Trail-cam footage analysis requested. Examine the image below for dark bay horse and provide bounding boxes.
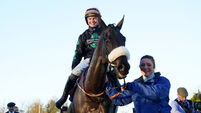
[71,17,130,113]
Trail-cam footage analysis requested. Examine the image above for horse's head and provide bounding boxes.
[99,16,130,79]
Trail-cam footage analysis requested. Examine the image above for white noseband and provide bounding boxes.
[108,46,130,62]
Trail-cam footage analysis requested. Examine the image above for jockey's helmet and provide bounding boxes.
[85,8,101,25]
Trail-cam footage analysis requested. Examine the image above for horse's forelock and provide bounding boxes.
[108,24,115,28]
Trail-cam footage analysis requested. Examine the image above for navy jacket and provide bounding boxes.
[6,111,19,113]
[107,72,171,113]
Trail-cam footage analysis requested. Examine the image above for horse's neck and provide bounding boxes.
[84,38,108,93]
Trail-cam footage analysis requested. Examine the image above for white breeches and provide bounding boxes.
[71,58,90,76]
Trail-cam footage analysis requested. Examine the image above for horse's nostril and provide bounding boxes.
[117,64,125,72]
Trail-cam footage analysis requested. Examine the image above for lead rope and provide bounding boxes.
[109,77,126,100]
[123,79,126,89]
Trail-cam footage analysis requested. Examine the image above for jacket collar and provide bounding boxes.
[89,25,101,33]
[143,72,155,82]
[136,72,161,83]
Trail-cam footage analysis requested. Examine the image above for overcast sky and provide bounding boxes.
[0,0,201,112]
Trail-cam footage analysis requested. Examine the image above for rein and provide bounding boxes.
[76,35,128,99]
[76,36,109,97]
[76,36,116,98]
[77,67,105,97]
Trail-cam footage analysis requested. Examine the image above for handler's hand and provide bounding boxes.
[121,87,125,92]
[121,84,127,92]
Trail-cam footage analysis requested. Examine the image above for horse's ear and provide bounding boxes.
[116,15,124,30]
[98,17,107,30]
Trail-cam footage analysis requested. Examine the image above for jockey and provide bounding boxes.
[56,7,102,109]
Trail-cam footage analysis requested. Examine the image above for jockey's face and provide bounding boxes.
[140,58,154,77]
[87,16,99,28]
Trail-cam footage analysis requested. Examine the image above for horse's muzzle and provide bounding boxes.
[117,63,130,79]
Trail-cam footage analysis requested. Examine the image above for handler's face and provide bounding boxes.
[140,58,154,77]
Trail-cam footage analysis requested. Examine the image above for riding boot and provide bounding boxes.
[56,74,78,109]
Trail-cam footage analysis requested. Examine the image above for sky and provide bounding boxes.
[0,0,201,112]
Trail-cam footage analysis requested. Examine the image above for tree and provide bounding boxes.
[191,90,201,112]
[27,101,45,113]
[44,99,59,113]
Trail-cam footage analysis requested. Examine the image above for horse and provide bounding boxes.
[70,17,130,113]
